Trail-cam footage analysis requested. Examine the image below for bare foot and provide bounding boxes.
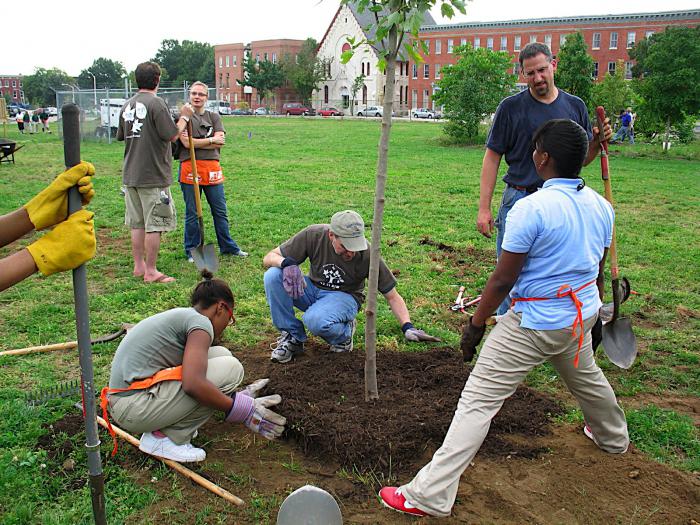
[144,273,176,284]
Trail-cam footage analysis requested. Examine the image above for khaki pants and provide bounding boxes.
[402,310,629,517]
[108,346,244,445]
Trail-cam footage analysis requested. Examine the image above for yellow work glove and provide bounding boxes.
[26,210,96,276]
[23,161,95,230]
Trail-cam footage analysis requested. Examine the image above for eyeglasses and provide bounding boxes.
[221,302,235,326]
[190,92,208,97]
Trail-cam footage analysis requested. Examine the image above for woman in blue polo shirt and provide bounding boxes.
[379,119,630,518]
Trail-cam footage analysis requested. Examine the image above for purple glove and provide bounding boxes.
[282,264,306,299]
[226,392,286,440]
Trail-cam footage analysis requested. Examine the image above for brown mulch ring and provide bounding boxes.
[258,346,562,476]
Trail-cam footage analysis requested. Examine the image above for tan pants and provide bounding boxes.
[402,310,629,517]
[108,346,244,445]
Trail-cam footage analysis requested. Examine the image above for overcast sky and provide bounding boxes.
[4,0,698,76]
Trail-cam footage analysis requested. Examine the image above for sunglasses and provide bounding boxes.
[221,302,235,326]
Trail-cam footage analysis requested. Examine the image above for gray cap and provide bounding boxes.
[329,210,368,252]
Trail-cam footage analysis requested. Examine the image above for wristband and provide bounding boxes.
[209,137,213,145]
[280,257,298,269]
[401,322,414,333]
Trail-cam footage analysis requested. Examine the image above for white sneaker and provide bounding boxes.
[330,318,356,353]
[139,432,206,462]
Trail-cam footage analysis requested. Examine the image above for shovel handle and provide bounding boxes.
[187,120,204,220]
[596,106,619,280]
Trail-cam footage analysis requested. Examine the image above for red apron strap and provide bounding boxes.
[511,280,596,368]
[100,366,184,456]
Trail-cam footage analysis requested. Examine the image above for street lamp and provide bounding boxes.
[86,70,97,107]
[62,83,76,103]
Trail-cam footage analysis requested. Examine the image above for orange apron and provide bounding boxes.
[510,279,596,368]
[100,366,183,456]
[179,159,224,185]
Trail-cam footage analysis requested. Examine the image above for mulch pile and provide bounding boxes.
[264,347,564,476]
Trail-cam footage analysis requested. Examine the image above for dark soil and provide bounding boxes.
[258,346,562,476]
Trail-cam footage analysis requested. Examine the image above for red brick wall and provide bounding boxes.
[409,11,700,108]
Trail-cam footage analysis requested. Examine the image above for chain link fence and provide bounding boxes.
[55,87,216,144]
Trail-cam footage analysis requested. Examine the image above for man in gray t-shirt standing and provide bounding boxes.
[263,210,440,364]
[117,61,193,283]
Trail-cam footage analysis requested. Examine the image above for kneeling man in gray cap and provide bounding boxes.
[263,210,439,363]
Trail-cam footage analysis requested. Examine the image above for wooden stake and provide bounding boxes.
[94,414,245,506]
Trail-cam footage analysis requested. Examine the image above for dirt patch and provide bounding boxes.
[419,236,495,282]
[247,345,562,476]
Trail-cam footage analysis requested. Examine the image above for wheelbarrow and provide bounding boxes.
[0,138,23,164]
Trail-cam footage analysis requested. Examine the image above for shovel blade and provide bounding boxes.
[191,244,219,273]
[277,485,342,525]
[602,317,637,369]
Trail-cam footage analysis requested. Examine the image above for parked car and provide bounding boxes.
[45,106,58,117]
[206,100,233,115]
[318,107,344,117]
[356,106,395,117]
[231,108,253,115]
[412,107,440,119]
[254,107,274,115]
[282,103,312,116]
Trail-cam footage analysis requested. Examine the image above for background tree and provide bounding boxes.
[350,74,366,115]
[239,56,285,107]
[282,38,330,106]
[23,68,74,106]
[433,44,515,142]
[77,58,126,89]
[630,26,700,146]
[555,31,594,107]
[152,39,215,86]
[341,0,465,401]
[590,59,635,125]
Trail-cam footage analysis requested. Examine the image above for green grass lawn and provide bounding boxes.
[0,117,698,523]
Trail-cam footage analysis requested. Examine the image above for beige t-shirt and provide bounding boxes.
[117,92,178,187]
[280,224,397,306]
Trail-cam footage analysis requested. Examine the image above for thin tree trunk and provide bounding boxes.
[364,27,398,401]
[664,115,671,151]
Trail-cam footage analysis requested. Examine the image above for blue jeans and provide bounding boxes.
[263,267,358,345]
[179,181,241,257]
[494,185,530,315]
[613,125,634,144]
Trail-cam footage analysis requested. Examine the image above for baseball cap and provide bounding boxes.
[330,210,368,252]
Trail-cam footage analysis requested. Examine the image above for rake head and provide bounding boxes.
[26,379,81,407]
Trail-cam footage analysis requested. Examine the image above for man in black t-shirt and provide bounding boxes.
[263,210,439,363]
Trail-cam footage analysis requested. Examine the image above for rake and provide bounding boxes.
[26,379,83,407]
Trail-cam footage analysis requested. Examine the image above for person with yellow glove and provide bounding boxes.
[0,162,96,291]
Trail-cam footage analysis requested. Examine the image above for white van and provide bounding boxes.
[206,100,232,115]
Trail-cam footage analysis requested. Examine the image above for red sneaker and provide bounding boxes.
[379,486,428,517]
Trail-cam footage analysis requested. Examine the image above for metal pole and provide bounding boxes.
[106,87,111,145]
[61,103,107,525]
[87,71,97,107]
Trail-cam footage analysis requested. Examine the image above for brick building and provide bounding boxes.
[0,75,24,103]
[214,39,305,112]
[410,9,700,110]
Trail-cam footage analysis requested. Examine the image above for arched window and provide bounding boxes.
[341,43,351,54]
[324,85,329,104]
[362,85,367,104]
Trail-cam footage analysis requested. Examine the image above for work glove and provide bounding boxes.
[460,317,486,363]
[26,210,96,276]
[403,323,441,342]
[226,392,286,440]
[591,317,603,353]
[24,162,95,230]
[239,378,269,398]
[282,265,306,299]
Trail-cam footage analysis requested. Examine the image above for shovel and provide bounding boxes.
[596,106,637,369]
[187,120,218,273]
